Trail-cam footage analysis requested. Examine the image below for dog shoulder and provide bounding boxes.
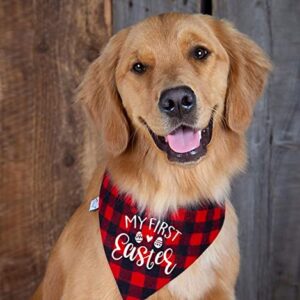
[40,165,108,299]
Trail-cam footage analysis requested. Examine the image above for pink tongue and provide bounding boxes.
[166,127,200,153]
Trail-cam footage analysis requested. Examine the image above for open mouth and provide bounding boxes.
[140,114,214,163]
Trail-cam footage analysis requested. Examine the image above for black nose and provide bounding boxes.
[159,86,196,117]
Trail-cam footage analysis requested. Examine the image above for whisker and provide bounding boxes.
[206,105,227,127]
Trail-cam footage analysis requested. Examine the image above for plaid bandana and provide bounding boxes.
[97,171,225,300]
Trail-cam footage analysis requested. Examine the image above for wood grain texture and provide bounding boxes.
[0,1,109,299]
[214,1,300,299]
[214,2,273,299]
[267,1,300,299]
[112,0,201,32]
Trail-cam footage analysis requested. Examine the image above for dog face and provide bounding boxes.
[80,13,271,166]
[116,14,229,163]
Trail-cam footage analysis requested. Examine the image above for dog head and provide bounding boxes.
[79,13,271,166]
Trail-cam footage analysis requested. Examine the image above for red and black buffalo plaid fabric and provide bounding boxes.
[98,171,225,300]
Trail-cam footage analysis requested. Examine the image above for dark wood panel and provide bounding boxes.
[0,1,109,299]
[214,2,273,299]
[214,2,274,299]
[112,0,201,32]
[214,1,300,300]
[268,1,300,299]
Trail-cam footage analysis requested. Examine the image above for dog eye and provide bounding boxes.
[132,62,147,74]
[192,46,209,60]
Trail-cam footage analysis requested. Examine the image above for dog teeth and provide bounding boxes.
[198,130,202,140]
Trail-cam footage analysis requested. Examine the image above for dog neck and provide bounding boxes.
[107,126,244,217]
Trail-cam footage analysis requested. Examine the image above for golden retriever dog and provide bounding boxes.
[32,13,271,300]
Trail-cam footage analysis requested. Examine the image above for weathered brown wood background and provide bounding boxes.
[0,1,299,299]
[0,1,109,299]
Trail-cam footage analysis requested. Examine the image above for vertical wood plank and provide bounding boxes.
[0,1,109,299]
[268,1,300,299]
[214,2,273,299]
[112,0,201,33]
[214,1,300,299]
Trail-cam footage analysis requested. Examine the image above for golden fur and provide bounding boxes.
[32,13,271,300]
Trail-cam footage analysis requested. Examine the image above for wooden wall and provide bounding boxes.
[214,2,300,299]
[0,0,299,299]
[0,1,109,299]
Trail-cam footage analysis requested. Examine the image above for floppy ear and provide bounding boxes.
[78,29,130,156]
[212,19,272,133]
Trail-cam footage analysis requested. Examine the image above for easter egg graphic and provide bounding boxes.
[154,237,163,249]
[135,231,143,243]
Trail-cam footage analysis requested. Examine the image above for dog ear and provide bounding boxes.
[78,29,130,156]
[211,19,272,133]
